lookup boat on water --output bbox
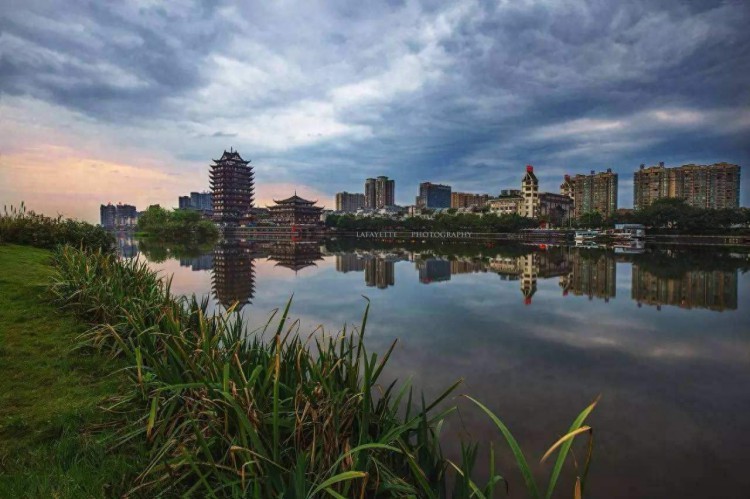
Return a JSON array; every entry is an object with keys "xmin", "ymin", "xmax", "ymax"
[
  {"xmin": 609, "ymin": 223, "xmax": 646, "ymax": 240},
  {"xmin": 574, "ymin": 230, "xmax": 601, "ymax": 244}
]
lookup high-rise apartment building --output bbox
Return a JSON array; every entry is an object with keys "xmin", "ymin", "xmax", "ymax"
[
  {"xmin": 633, "ymin": 162, "xmax": 740, "ymax": 210},
  {"xmin": 335, "ymin": 192, "xmax": 365, "ymax": 212},
  {"xmin": 179, "ymin": 192, "xmax": 213, "ymax": 212},
  {"xmin": 365, "ymin": 176, "xmax": 395, "ymax": 209},
  {"xmin": 364, "ymin": 178, "xmax": 377, "ymax": 209},
  {"xmin": 451, "ymin": 192, "xmax": 490, "ymax": 209},
  {"xmin": 209, "ymin": 149, "xmax": 254, "ymax": 224},
  {"xmin": 417, "ymin": 182, "xmax": 451, "ymax": 208},
  {"xmin": 561, "ymin": 169, "xmax": 618, "ymax": 219},
  {"xmin": 375, "ymin": 176, "xmax": 395, "ymax": 208},
  {"xmin": 100, "ymin": 203, "xmax": 116, "ymax": 229},
  {"xmin": 115, "ymin": 203, "xmax": 137, "ymax": 227}
]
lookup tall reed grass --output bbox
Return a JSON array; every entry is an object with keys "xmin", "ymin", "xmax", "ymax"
[
  {"xmin": 0, "ymin": 203, "xmax": 114, "ymax": 252},
  {"xmin": 50, "ymin": 245, "xmax": 597, "ymax": 497}
]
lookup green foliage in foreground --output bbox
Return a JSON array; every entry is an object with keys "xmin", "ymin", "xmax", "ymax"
[
  {"xmin": 137, "ymin": 204, "xmax": 219, "ymax": 242},
  {"xmin": 47, "ymin": 244, "xmax": 598, "ymax": 497},
  {"xmin": 0, "ymin": 245, "xmax": 142, "ymax": 497},
  {"xmin": 0, "ymin": 203, "xmax": 114, "ymax": 251}
]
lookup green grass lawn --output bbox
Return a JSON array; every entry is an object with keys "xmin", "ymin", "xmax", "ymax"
[{"xmin": 0, "ymin": 244, "xmax": 139, "ymax": 497}]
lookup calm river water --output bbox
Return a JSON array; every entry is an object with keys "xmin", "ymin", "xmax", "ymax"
[{"xmin": 120, "ymin": 235, "xmax": 750, "ymax": 498}]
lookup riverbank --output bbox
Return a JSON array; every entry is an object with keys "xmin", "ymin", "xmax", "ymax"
[{"xmin": 0, "ymin": 245, "xmax": 140, "ymax": 497}]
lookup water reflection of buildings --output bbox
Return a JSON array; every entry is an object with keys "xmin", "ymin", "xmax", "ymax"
[
  {"xmin": 212, "ymin": 243, "xmax": 256, "ymax": 310},
  {"xmin": 334, "ymin": 252, "xmax": 401, "ymax": 288},
  {"xmin": 559, "ymin": 251, "xmax": 617, "ymax": 302},
  {"xmin": 365, "ymin": 257, "xmax": 395, "ymax": 288},
  {"xmin": 179, "ymin": 254, "xmax": 214, "ymax": 271},
  {"xmin": 266, "ymin": 241, "xmax": 324, "ymax": 272},
  {"xmin": 116, "ymin": 233, "xmax": 138, "ymax": 259},
  {"xmin": 487, "ymin": 251, "xmax": 571, "ymax": 304},
  {"xmin": 417, "ymin": 258, "xmax": 451, "ymax": 284},
  {"xmin": 631, "ymin": 265, "xmax": 738, "ymax": 311}
]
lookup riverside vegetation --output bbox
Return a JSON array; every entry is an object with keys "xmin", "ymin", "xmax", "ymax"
[
  {"xmin": 1, "ymin": 208, "xmax": 598, "ymax": 497},
  {"xmin": 136, "ymin": 205, "xmax": 219, "ymax": 243}
]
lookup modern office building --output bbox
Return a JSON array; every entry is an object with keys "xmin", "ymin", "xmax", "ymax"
[
  {"xmin": 335, "ymin": 192, "xmax": 365, "ymax": 212},
  {"xmin": 100, "ymin": 203, "xmax": 117, "ymax": 229},
  {"xmin": 209, "ymin": 149, "xmax": 254, "ymax": 224},
  {"xmin": 417, "ymin": 182, "xmax": 452, "ymax": 208},
  {"xmin": 633, "ymin": 162, "xmax": 740, "ymax": 210},
  {"xmin": 267, "ymin": 194, "xmax": 323, "ymax": 225},
  {"xmin": 451, "ymin": 192, "xmax": 490, "ymax": 209},
  {"xmin": 178, "ymin": 196, "xmax": 191, "ymax": 209}
]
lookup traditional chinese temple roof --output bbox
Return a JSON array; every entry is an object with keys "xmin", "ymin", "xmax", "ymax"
[
  {"xmin": 212, "ymin": 149, "xmax": 250, "ymax": 164},
  {"xmin": 269, "ymin": 194, "xmax": 319, "ymax": 206}
]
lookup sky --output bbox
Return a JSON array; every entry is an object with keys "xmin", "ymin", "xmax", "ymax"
[{"xmin": 1, "ymin": 0, "xmax": 749, "ymax": 222}]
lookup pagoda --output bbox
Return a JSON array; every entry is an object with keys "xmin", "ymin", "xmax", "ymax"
[
  {"xmin": 267, "ymin": 193, "xmax": 323, "ymax": 226},
  {"xmin": 209, "ymin": 149, "xmax": 254, "ymax": 225}
]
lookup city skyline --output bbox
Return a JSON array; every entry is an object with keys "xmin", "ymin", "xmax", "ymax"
[{"xmin": 1, "ymin": 1, "xmax": 749, "ymax": 223}]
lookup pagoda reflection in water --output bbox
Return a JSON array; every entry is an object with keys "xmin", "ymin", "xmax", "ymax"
[{"xmin": 212, "ymin": 242, "xmax": 256, "ymax": 310}]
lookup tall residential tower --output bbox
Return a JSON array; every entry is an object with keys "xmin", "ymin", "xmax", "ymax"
[
  {"xmin": 561, "ymin": 169, "xmax": 618, "ymax": 219},
  {"xmin": 633, "ymin": 162, "xmax": 740, "ymax": 210}
]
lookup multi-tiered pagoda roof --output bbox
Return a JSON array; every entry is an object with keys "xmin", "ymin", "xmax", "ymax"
[{"xmin": 209, "ymin": 149, "xmax": 254, "ymax": 225}]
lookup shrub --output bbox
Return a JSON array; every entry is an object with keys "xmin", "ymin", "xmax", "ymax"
[{"xmin": 0, "ymin": 203, "xmax": 114, "ymax": 252}]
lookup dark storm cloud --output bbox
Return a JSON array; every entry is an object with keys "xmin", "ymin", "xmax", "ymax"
[{"xmin": 1, "ymin": 0, "xmax": 748, "ymax": 206}]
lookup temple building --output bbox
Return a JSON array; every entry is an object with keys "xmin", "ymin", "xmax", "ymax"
[
  {"xmin": 267, "ymin": 194, "xmax": 323, "ymax": 226},
  {"xmin": 209, "ymin": 149, "xmax": 254, "ymax": 224}
]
